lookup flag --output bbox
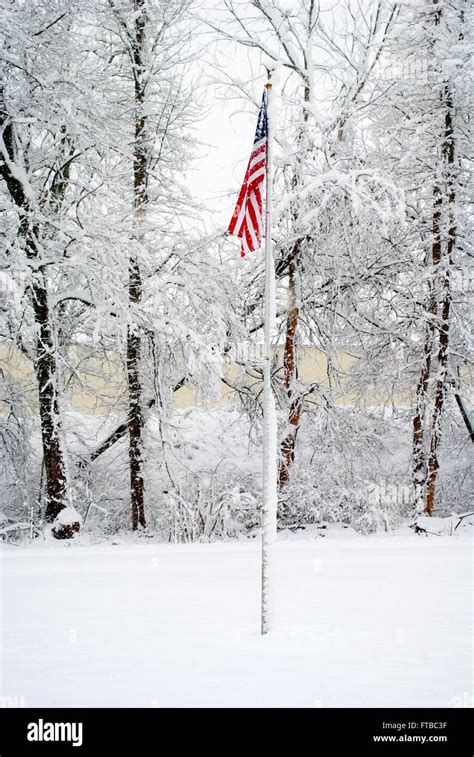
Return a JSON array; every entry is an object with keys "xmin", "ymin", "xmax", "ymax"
[{"xmin": 228, "ymin": 91, "xmax": 268, "ymax": 257}]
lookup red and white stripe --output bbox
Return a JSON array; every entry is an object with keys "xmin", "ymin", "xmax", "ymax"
[{"xmin": 228, "ymin": 135, "xmax": 267, "ymax": 257}]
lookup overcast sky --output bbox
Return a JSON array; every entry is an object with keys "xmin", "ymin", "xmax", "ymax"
[{"xmin": 187, "ymin": 48, "xmax": 262, "ymax": 233}]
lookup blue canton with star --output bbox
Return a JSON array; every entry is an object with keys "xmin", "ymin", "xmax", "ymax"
[{"xmin": 253, "ymin": 92, "xmax": 268, "ymax": 143}]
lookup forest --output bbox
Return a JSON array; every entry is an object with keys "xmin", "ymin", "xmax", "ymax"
[{"xmin": 1, "ymin": 0, "xmax": 472, "ymax": 542}]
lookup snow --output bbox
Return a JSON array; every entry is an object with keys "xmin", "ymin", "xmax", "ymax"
[
  {"xmin": 1, "ymin": 533, "xmax": 471, "ymax": 708},
  {"xmin": 415, "ymin": 514, "xmax": 473, "ymax": 536},
  {"xmin": 53, "ymin": 506, "xmax": 82, "ymax": 527}
]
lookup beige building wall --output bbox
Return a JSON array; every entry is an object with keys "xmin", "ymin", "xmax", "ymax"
[{"xmin": 1, "ymin": 342, "xmax": 413, "ymax": 414}]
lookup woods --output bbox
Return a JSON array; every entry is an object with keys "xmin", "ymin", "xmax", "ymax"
[{"xmin": 1, "ymin": 0, "xmax": 472, "ymax": 541}]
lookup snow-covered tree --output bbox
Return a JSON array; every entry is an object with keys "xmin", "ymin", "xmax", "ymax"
[{"xmin": 0, "ymin": 0, "xmax": 104, "ymax": 534}]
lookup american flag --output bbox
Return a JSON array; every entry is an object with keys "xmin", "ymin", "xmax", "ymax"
[{"xmin": 228, "ymin": 91, "xmax": 268, "ymax": 257}]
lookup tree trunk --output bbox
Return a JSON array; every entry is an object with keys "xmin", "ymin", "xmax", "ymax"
[
  {"xmin": 127, "ymin": 319, "xmax": 146, "ymax": 530},
  {"xmin": 0, "ymin": 87, "xmax": 68, "ymax": 522},
  {"xmin": 128, "ymin": 0, "xmax": 147, "ymax": 530},
  {"xmin": 32, "ymin": 272, "xmax": 68, "ymax": 521},
  {"xmin": 454, "ymin": 393, "xmax": 474, "ymax": 442},
  {"xmin": 411, "ymin": 185, "xmax": 442, "ymax": 512},
  {"xmin": 425, "ymin": 86, "xmax": 455, "ymax": 516},
  {"xmin": 278, "ymin": 254, "xmax": 302, "ymax": 488}
]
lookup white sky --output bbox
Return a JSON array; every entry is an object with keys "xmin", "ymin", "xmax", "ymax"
[{"xmin": 185, "ymin": 30, "xmax": 267, "ymax": 232}]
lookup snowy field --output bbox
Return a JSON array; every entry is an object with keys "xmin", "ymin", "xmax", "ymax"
[{"xmin": 1, "ymin": 532, "xmax": 472, "ymax": 708}]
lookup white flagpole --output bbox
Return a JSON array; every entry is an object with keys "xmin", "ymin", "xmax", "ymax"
[{"xmin": 261, "ymin": 78, "xmax": 278, "ymax": 635}]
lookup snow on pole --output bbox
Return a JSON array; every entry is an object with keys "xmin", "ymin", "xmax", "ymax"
[{"xmin": 261, "ymin": 78, "xmax": 278, "ymax": 636}]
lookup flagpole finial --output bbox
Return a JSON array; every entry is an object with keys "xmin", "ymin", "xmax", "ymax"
[{"xmin": 264, "ymin": 66, "xmax": 274, "ymax": 87}]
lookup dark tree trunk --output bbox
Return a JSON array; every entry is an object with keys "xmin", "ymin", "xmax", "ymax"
[
  {"xmin": 0, "ymin": 87, "xmax": 68, "ymax": 522},
  {"xmin": 278, "ymin": 254, "xmax": 302, "ymax": 488},
  {"xmin": 454, "ymin": 393, "xmax": 474, "ymax": 442},
  {"xmin": 128, "ymin": 0, "xmax": 147, "ymax": 530},
  {"xmin": 411, "ymin": 185, "xmax": 442, "ymax": 512},
  {"xmin": 425, "ymin": 86, "xmax": 455, "ymax": 516},
  {"xmin": 127, "ymin": 321, "xmax": 146, "ymax": 530},
  {"xmin": 32, "ymin": 272, "xmax": 68, "ymax": 520}
]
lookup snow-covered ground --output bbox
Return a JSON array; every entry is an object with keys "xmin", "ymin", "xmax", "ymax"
[{"xmin": 1, "ymin": 531, "xmax": 472, "ymax": 708}]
